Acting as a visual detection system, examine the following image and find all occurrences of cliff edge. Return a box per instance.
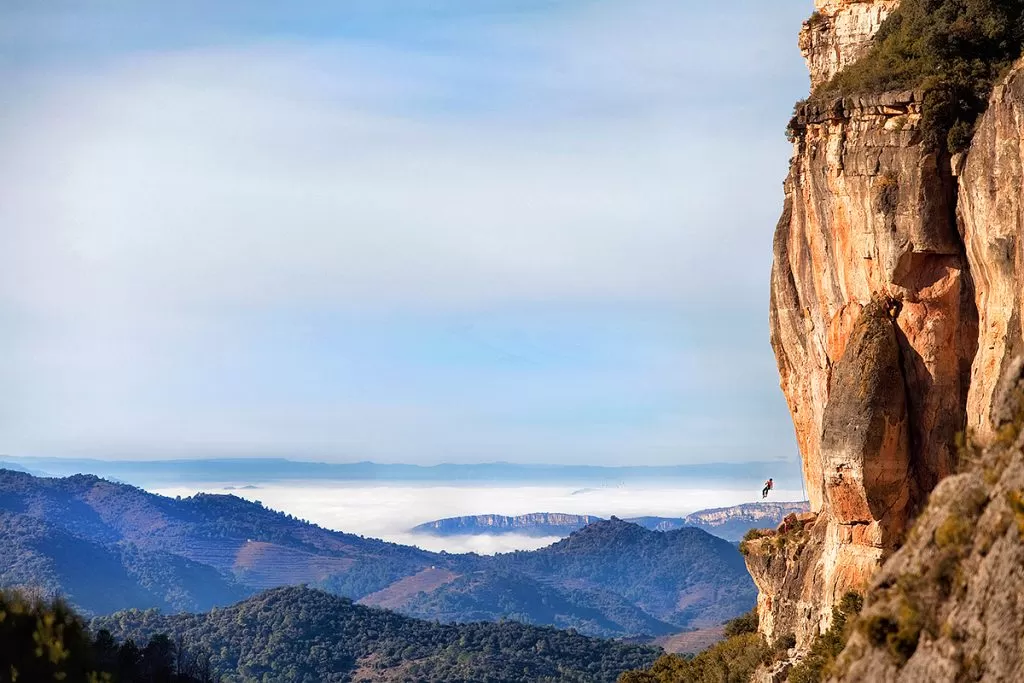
[753,0,1024,673]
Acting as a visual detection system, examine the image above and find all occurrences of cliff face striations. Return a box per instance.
[799,0,899,88]
[959,68,1024,443]
[751,0,1017,654]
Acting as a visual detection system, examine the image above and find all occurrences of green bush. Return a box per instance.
[723,608,759,638]
[774,632,797,653]
[814,0,1024,152]
[934,514,973,549]
[861,598,922,667]
[738,528,773,556]
[0,589,217,683]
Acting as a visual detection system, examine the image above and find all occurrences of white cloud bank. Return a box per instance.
[151,481,806,554]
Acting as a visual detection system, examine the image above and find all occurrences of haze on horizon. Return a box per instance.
[1,1,811,467]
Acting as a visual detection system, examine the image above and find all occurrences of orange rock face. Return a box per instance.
[958,70,1024,444]
[754,0,983,649]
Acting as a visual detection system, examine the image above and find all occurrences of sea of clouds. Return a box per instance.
[149,481,804,554]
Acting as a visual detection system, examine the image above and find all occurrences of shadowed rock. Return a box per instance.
[821,297,910,539]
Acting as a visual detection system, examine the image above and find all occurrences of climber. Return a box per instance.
[762,478,774,499]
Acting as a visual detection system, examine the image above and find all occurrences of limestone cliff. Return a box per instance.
[958,67,1024,443]
[411,513,601,537]
[799,0,899,88]
[747,0,1024,661]
[755,6,977,654]
[817,57,1024,683]
[827,359,1024,682]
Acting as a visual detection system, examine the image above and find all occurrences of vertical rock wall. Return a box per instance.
[959,69,1024,442]
[799,0,899,88]
[752,0,980,649]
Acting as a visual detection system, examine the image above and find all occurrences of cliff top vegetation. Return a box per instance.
[814,0,1024,151]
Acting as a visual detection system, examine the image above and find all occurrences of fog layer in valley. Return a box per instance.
[149,481,803,553]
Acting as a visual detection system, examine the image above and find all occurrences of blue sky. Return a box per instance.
[0,1,812,465]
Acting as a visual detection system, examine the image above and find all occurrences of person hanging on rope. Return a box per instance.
[762,478,774,499]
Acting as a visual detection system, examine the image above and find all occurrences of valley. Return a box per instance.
[0,468,756,640]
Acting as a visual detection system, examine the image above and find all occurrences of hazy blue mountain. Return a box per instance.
[413,501,810,542]
[0,511,248,615]
[0,460,47,476]
[412,512,602,537]
[0,468,435,615]
[0,469,755,636]
[93,586,661,683]
[380,569,682,637]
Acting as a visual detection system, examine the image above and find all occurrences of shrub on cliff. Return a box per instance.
[723,608,758,638]
[738,527,773,555]
[815,0,1024,152]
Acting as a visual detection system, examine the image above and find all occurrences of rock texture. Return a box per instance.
[828,359,1024,682]
[959,67,1024,443]
[761,83,977,652]
[799,0,899,88]
[753,0,1024,656]
[757,0,1024,676]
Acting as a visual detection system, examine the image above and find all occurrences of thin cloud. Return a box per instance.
[0,1,809,463]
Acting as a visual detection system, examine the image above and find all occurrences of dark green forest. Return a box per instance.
[0,589,216,683]
[93,586,661,683]
[617,609,769,683]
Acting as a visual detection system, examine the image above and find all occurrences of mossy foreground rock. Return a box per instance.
[829,359,1024,682]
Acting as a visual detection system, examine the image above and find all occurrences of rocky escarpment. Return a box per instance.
[752,0,1024,663]
[958,67,1024,443]
[800,0,899,88]
[827,359,1024,682]
[413,504,810,542]
[758,82,978,653]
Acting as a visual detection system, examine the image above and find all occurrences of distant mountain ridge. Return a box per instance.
[0,469,756,638]
[680,501,810,540]
[1,456,795,487]
[413,512,603,537]
[413,501,810,542]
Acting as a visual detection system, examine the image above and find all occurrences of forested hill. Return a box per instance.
[396,519,756,634]
[0,468,433,614]
[493,519,754,627]
[0,469,755,637]
[93,586,661,683]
